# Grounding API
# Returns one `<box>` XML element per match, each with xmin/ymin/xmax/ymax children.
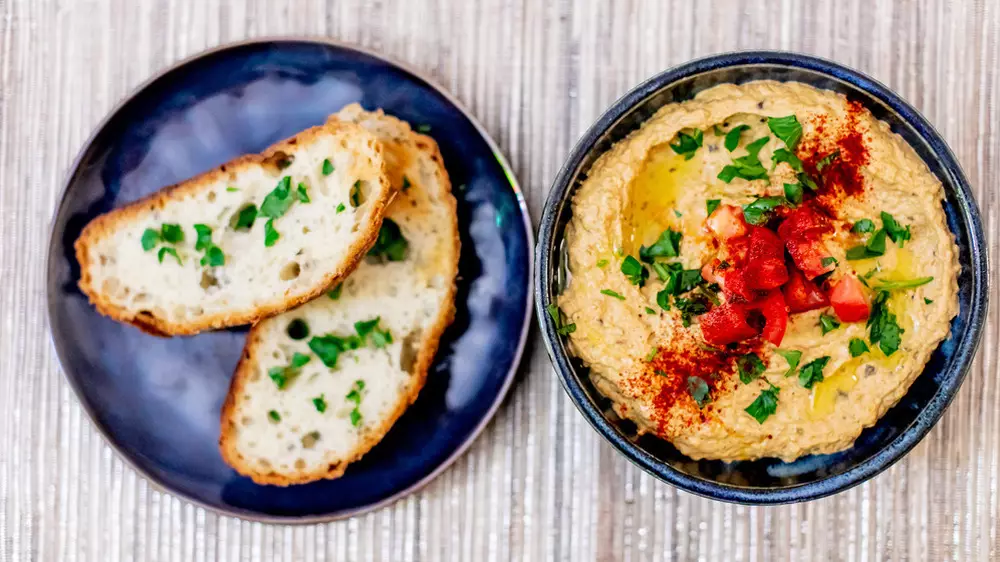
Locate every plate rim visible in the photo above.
<box><xmin>534</xmin><ymin>49</ymin><xmax>989</xmax><ymax>505</ymax></box>
<box><xmin>45</xmin><ymin>36</ymin><xmax>534</xmax><ymax>524</ymax></box>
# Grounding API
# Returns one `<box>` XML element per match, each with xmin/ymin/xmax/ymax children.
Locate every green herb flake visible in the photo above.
<box><xmin>821</xmin><ymin>256</ymin><xmax>838</xmax><ymax>267</ymax></box>
<box><xmin>713</xmin><ymin>124</ymin><xmax>725</xmax><ymax>136</ymax></box>
<box><xmin>724</xmin><ymin>124</ymin><xmax>750</xmax><ymax>152</ymax></box>
<box><xmin>849</xmin><ymin>338</ymin><xmax>870</xmax><ymax>357</ymax></box>
<box><xmin>639</xmin><ymin>229</ymin><xmax>682</xmax><ymax>262</ymax></box>
<box><xmin>846</xmin><ymin>229</ymin><xmax>888</xmax><ymax>260</ymax></box>
<box><xmin>656</xmin><ymin>289</ymin><xmax>671</xmax><ymax>311</ymax></box>
<box><xmin>784</xmin><ymin>182</ymin><xmax>803</xmax><ymax>206</ymax></box>
<box><xmin>669</xmin><ymin>128</ymin><xmax>704</xmax><ymax>160</ymax></box>
<box><xmin>706</xmin><ymin>199</ymin><xmax>722</xmax><ymax>216</ymax></box>
<box><xmin>336</xmin><ymin>203</ymin><xmax>346</xmax><ymax>213</ymax></box>
<box><xmin>737</xmin><ymin>352</ymin><xmax>766</xmax><ymax>384</ymax></box>
<box><xmin>852</xmin><ymin>218</ymin><xmax>876</xmax><ymax>233</ymax></box>
<box><xmin>327</xmin><ymin>283</ymin><xmax>343</xmax><ymax>300</ymax></box>
<box><xmin>819</xmin><ymin>313</ymin><xmax>841</xmax><ymax>335</ymax></box>
<box><xmin>201</xmin><ymin>245</ymin><xmax>225</xmax><ymax>267</ymax></box>
<box><xmin>350</xmin><ymin>180</ymin><xmax>361</xmax><ymax>207</ymax></box>
<box><xmin>771</xmin><ymin>148</ymin><xmax>804</xmax><ymax>172</ymax></box>
<box><xmin>297</xmin><ymin>182</ymin><xmax>310</xmax><ymax>203</ymax></box>
<box><xmin>673</xmin><ymin>295</ymin><xmax>710</xmax><ymax>327</ymax></box>
<box><xmin>234</xmin><ymin>204</ymin><xmax>258</xmax><ymax>230</ymax></box>
<box><xmin>260</xmin><ymin>176</ymin><xmax>294</xmax><ymax>218</ymax></box>
<box><xmin>268</xmin><ymin>410</ymin><xmax>281</xmax><ymax>422</ymax></box>
<box><xmin>874</xmin><ymin>277</ymin><xmax>934</xmax><ymax>291</ymax></box>
<box><xmin>620</xmin><ymin>255</ymin><xmax>649</xmax><ymax>287</ymax></box>
<box><xmin>816</xmin><ymin>150</ymin><xmax>840</xmax><ymax>172</ymax></box>
<box><xmin>687</xmin><ymin>376</ymin><xmax>711</xmax><ymax>408</ymax></box>
<box><xmin>645</xmin><ymin>347</ymin><xmax>658</xmax><ymax>362</ymax></box>
<box><xmin>226</xmin><ymin>186</ymin><xmax>240</xmax><ymax>192</ymax></box>
<box><xmin>596</xmin><ymin>259</ymin><xmax>609</xmax><ymax>268</ymax></box>
<box><xmin>775</xmin><ymin>349</ymin><xmax>802</xmax><ymax>377</ymax></box>
<box><xmin>160</xmin><ymin>223</ymin><xmax>184</xmax><ymax>244</ymax></box>
<box><xmin>601</xmin><ymin>289</ymin><xmax>626</xmax><ymax>301</ymax></box>
<box><xmin>767</xmin><ymin>115</ymin><xmax>802</xmax><ymax>149</ymax></box>
<box><xmin>546</xmin><ymin>303</ymin><xmax>577</xmax><ymax>336</ymax></box>
<box><xmin>264</xmin><ymin>218</ymin><xmax>279</xmax><ymax>247</ymax></box>
<box><xmin>157</xmin><ymin>247</ymin><xmax>181</xmax><ymax>265</ymax></box>
<box><xmin>193</xmin><ymin>224</ymin><xmax>212</xmax><ymax>251</ymax></box>
<box><xmin>368</xmin><ymin>218</ymin><xmax>409</xmax><ymax>262</ymax></box>
<box><xmin>742</xmin><ymin>196</ymin><xmax>785</xmax><ymax>225</ymax></box>
<box><xmin>267</xmin><ymin>352</ymin><xmax>311</xmax><ymax>389</ymax></box>
<box><xmin>346</xmin><ymin>380</ymin><xmax>365</xmax><ymax>427</ymax></box>
<box><xmin>718</xmin><ymin>136</ymin><xmax>771</xmax><ymax>183</ymax></box>
<box><xmin>745</xmin><ymin>384</ymin><xmax>780</xmax><ymax>424</ymax></box>
<box><xmin>312</xmin><ymin>394</ymin><xmax>327</xmax><ymax>413</ymax></box>
<box><xmin>402</xmin><ymin>176</ymin><xmax>412</xmax><ymax>192</ymax></box>
<box><xmin>322</xmin><ymin>159</ymin><xmax>334</xmax><ymax>176</ymax></box>
<box><xmin>645</xmin><ymin>307</ymin><xmax>657</xmax><ymax>315</ymax></box>
<box><xmin>798</xmin><ymin>356</ymin><xmax>830</xmax><ymax>389</ymax></box>
<box><xmin>673</xmin><ymin>209</ymin><xmax>682</xmax><ymax>218</ymax></box>
<box><xmin>924</xmin><ymin>297</ymin><xmax>934</xmax><ymax>304</ymax></box>
<box><xmin>868</xmin><ymin>290</ymin><xmax>904</xmax><ymax>356</ymax></box>
<box><xmin>141</xmin><ymin>228</ymin><xmax>160</xmax><ymax>251</ymax></box>
<box><xmin>880</xmin><ymin>212</ymin><xmax>911</xmax><ymax>246</ymax></box>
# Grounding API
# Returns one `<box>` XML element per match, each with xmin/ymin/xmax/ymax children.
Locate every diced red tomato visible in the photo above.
<box><xmin>753</xmin><ymin>291</ymin><xmax>789</xmax><ymax>346</ymax></box>
<box><xmin>829</xmin><ymin>275</ymin><xmax>871</xmax><ymax>322</ymax></box>
<box><xmin>782</xmin><ymin>269</ymin><xmax>829</xmax><ymax>313</ymax></box>
<box><xmin>784</xmin><ymin>239</ymin><xmax>834</xmax><ymax>280</ymax></box>
<box><xmin>777</xmin><ymin>207</ymin><xmax>836</xmax><ymax>280</ymax></box>
<box><xmin>747</xmin><ymin>227</ymin><xmax>786</xmax><ymax>261</ymax></box>
<box><xmin>719</xmin><ymin>268</ymin><xmax>755</xmax><ymax>302</ymax></box>
<box><xmin>706</xmin><ymin>204</ymin><xmax>748</xmax><ymax>239</ymax></box>
<box><xmin>744</xmin><ymin>258</ymin><xmax>789</xmax><ymax>290</ymax></box>
<box><xmin>699</xmin><ymin>303</ymin><xmax>759</xmax><ymax>346</ymax></box>
<box><xmin>777</xmin><ymin>206</ymin><xmax>833</xmax><ymax>239</ymax></box>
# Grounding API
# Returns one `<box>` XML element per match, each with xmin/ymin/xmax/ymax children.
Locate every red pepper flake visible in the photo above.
<box><xmin>798</xmin><ymin>100</ymin><xmax>871</xmax><ymax>216</ymax></box>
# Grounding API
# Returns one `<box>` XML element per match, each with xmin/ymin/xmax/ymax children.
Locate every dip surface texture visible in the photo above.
<box><xmin>558</xmin><ymin>80</ymin><xmax>960</xmax><ymax>462</ymax></box>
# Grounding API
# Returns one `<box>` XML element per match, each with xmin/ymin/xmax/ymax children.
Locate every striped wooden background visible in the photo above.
<box><xmin>1</xmin><ymin>0</ymin><xmax>998</xmax><ymax>560</ymax></box>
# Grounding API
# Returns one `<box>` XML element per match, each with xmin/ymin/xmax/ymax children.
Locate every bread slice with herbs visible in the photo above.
<box><xmin>74</xmin><ymin>120</ymin><xmax>395</xmax><ymax>336</ymax></box>
<box><xmin>219</xmin><ymin>105</ymin><xmax>460</xmax><ymax>486</ymax></box>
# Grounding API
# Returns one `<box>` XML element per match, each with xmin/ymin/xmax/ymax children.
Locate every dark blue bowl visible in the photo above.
<box><xmin>535</xmin><ymin>51</ymin><xmax>988</xmax><ymax>504</ymax></box>
<box><xmin>46</xmin><ymin>38</ymin><xmax>533</xmax><ymax>522</ymax></box>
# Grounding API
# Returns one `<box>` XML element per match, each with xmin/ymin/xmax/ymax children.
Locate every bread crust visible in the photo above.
<box><xmin>219</xmin><ymin>107</ymin><xmax>460</xmax><ymax>485</ymax></box>
<box><xmin>74</xmin><ymin>121</ymin><xmax>395</xmax><ymax>336</ymax></box>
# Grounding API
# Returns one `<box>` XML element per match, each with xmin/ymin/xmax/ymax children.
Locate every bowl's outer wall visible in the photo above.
<box><xmin>535</xmin><ymin>52</ymin><xmax>988</xmax><ymax>504</ymax></box>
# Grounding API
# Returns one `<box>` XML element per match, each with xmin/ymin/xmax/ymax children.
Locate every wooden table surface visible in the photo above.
<box><xmin>2</xmin><ymin>0</ymin><xmax>999</xmax><ymax>560</ymax></box>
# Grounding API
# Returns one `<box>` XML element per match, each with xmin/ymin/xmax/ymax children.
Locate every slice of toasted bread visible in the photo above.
<box><xmin>75</xmin><ymin>120</ymin><xmax>395</xmax><ymax>336</ymax></box>
<box><xmin>219</xmin><ymin>105</ymin><xmax>460</xmax><ymax>486</ymax></box>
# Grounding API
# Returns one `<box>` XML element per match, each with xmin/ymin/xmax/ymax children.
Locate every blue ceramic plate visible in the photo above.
<box><xmin>536</xmin><ymin>51</ymin><xmax>988</xmax><ymax>504</ymax></box>
<box><xmin>47</xmin><ymin>38</ymin><xmax>532</xmax><ymax>522</ymax></box>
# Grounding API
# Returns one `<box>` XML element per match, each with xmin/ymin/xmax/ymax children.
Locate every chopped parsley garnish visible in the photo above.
<box><xmin>819</xmin><ymin>313</ymin><xmax>841</xmax><ymax>334</ymax></box>
<box><xmin>651</xmin><ymin>262</ymin><xmax>670</xmax><ymax>281</ymax></box>
<box><xmin>260</xmin><ymin>176</ymin><xmax>295</xmax><ymax>218</ymax></box>
<box><xmin>706</xmin><ymin>199</ymin><xmax>722</xmax><ymax>216</ymax></box>
<box><xmin>846</xmin><ymin>229</ymin><xmax>887</xmax><ymax>260</ymax></box>
<box><xmin>402</xmin><ymin>175</ymin><xmax>412</xmax><ymax>192</ymax></box>
<box><xmin>286</xmin><ymin>318</ymin><xmax>310</xmax><ymax>340</ymax></box>
<box><xmin>327</xmin><ymin>283</ymin><xmax>343</xmax><ymax>300</ymax></box>
<box><xmin>784</xmin><ymin>182</ymin><xmax>803</xmax><ymax>206</ymax></box>
<box><xmin>655</xmin><ymin>289</ymin><xmax>671</xmax><ymax>311</ymax></box>
<box><xmin>193</xmin><ymin>224</ymin><xmax>225</xmax><ymax>267</ymax></box>
<box><xmin>821</xmin><ymin>256</ymin><xmax>838</xmax><ymax>267</ymax></box>
<box><xmin>546</xmin><ymin>303</ymin><xmax>577</xmax><ymax>336</ymax></box>
<box><xmin>767</xmin><ymin>115</ymin><xmax>802</xmax><ymax>150</ymax></box>
<box><xmin>674</xmin><ymin>209</ymin><xmax>682</xmax><ymax>218</ymax></box>
<box><xmin>718</xmin><ymin>136</ymin><xmax>770</xmax><ymax>183</ymax></box>
<box><xmin>645</xmin><ymin>347</ymin><xmax>658</xmax><ymax>362</ymax></box>
<box><xmin>645</xmin><ymin>307</ymin><xmax>656</xmax><ymax>315</ymax></box>
<box><xmin>849</xmin><ymin>338</ymin><xmax>869</xmax><ymax>357</ymax></box>
<box><xmin>724</xmin><ymin>124</ymin><xmax>750</xmax><ymax>152</ymax></box>
<box><xmin>775</xmin><ymin>349</ymin><xmax>802</xmax><ymax>377</ymax></box>
<box><xmin>621</xmin><ymin>255</ymin><xmax>649</xmax><ymax>287</ymax></box>
<box><xmin>312</xmin><ymin>394</ymin><xmax>327</xmax><ymax>413</ymax></box>
<box><xmin>816</xmin><ymin>150</ymin><xmax>840</xmax><ymax>172</ymax></box>
<box><xmin>596</xmin><ymin>259</ymin><xmax>609</xmax><ymax>268</ymax></box>
<box><xmin>141</xmin><ymin>229</ymin><xmax>160</xmax><ymax>251</ymax></box>
<box><xmin>268</xmin><ymin>410</ymin><xmax>281</xmax><ymax>422</ymax></box>
<box><xmin>687</xmin><ymin>376</ymin><xmax>711</xmax><ymax>408</ymax></box>
<box><xmin>798</xmin><ymin>173</ymin><xmax>819</xmax><ymax>191</ymax></box>
<box><xmin>639</xmin><ymin>229</ymin><xmax>682</xmax><ymax>261</ymax></box>
<box><xmin>157</xmin><ymin>247</ymin><xmax>181</xmax><ymax>265</ymax></box>
<box><xmin>713</xmin><ymin>124</ymin><xmax>725</xmax><ymax>136</ymax></box>
<box><xmin>160</xmin><ymin>223</ymin><xmax>184</xmax><ymax>244</ymax></box>
<box><xmin>737</xmin><ymin>352</ymin><xmax>766</xmax><ymax>384</ymax></box>
<box><xmin>745</xmin><ymin>383</ymin><xmax>780</xmax><ymax>424</ymax></box>
<box><xmin>322</xmin><ymin>159</ymin><xmax>334</xmax><ymax>176</ymax></box>
<box><xmin>771</xmin><ymin>148</ymin><xmax>804</xmax><ymax>172</ymax></box>
<box><xmin>669</xmin><ymin>128</ymin><xmax>704</xmax><ymax>160</ymax></box>
<box><xmin>268</xmin><ymin>352</ymin><xmax>311</xmax><ymax>389</ymax></box>
<box><xmin>925</xmin><ymin>297</ymin><xmax>934</xmax><ymax>304</ymax></box>
<box><xmin>601</xmin><ymin>289</ymin><xmax>626</xmax><ymax>300</ymax></box>
<box><xmin>868</xmin><ymin>290</ymin><xmax>903</xmax><ymax>356</ymax></box>
<box><xmin>880</xmin><ymin>212</ymin><xmax>911</xmax><ymax>246</ymax></box>
<box><xmin>350</xmin><ymin>180</ymin><xmax>362</xmax><ymax>207</ymax></box>
<box><xmin>296</xmin><ymin>182</ymin><xmax>310</xmax><ymax>203</ymax></box>
<box><xmin>798</xmin><ymin>356</ymin><xmax>830</xmax><ymax>389</ymax></box>
<box><xmin>308</xmin><ymin>335</ymin><xmax>353</xmax><ymax>369</ymax></box>
<box><xmin>354</xmin><ymin>317</ymin><xmax>393</xmax><ymax>348</ymax></box>
<box><xmin>336</xmin><ymin>203</ymin><xmax>346</xmax><ymax>213</ymax></box>
<box><xmin>346</xmin><ymin>380</ymin><xmax>365</xmax><ymax>427</ymax></box>
<box><xmin>226</xmin><ymin>186</ymin><xmax>240</xmax><ymax>192</ymax></box>
<box><xmin>851</xmin><ymin>219</ymin><xmax>875</xmax><ymax>233</ymax></box>
<box><xmin>873</xmin><ymin>277</ymin><xmax>934</xmax><ymax>291</ymax></box>
<box><xmin>367</xmin><ymin>218</ymin><xmax>409</xmax><ymax>262</ymax></box>
<box><xmin>742</xmin><ymin>196</ymin><xmax>785</xmax><ymax>225</ymax></box>
<box><xmin>663</xmin><ymin>266</ymin><xmax>704</xmax><ymax>296</ymax></box>
<box><xmin>234</xmin><ymin>204</ymin><xmax>258</xmax><ymax>230</ymax></box>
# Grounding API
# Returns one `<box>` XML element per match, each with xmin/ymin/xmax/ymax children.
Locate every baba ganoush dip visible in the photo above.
<box><xmin>554</xmin><ymin>80</ymin><xmax>959</xmax><ymax>462</ymax></box>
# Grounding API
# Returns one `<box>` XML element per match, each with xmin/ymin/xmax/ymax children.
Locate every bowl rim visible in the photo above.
<box><xmin>535</xmin><ymin>50</ymin><xmax>989</xmax><ymax>504</ymax></box>
<box><xmin>45</xmin><ymin>36</ymin><xmax>534</xmax><ymax>524</ymax></box>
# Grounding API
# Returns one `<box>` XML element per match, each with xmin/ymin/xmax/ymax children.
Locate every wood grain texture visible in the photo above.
<box><xmin>1</xmin><ymin>0</ymin><xmax>998</xmax><ymax>560</ymax></box>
